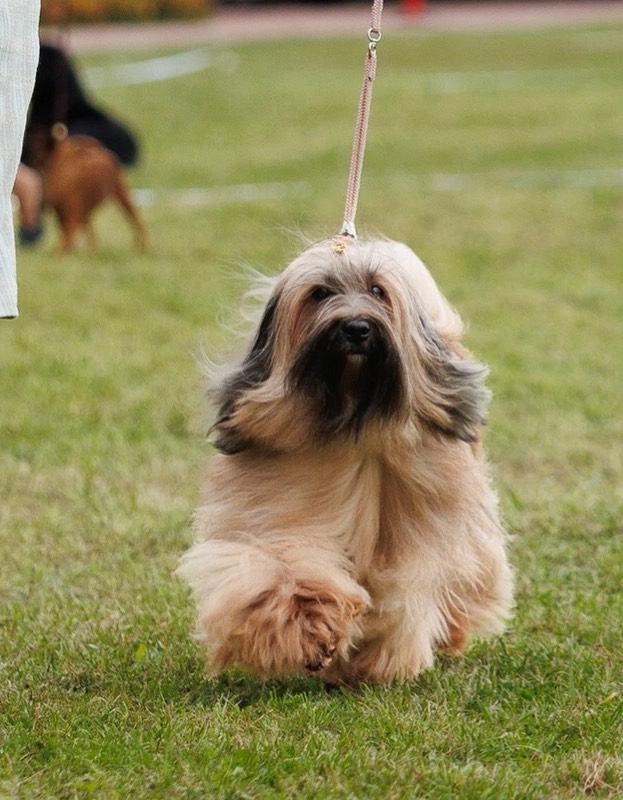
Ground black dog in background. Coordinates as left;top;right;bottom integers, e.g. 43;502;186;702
22;43;140;170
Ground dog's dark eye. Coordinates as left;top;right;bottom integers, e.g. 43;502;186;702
370;284;385;300
311;286;334;301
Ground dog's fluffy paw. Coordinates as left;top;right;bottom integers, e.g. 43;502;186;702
304;643;336;673
214;582;367;677
291;587;364;675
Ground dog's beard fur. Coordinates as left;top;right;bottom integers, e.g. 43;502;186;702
178;237;513;686
287;312;406;439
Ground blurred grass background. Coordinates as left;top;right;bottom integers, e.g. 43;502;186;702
1;20;622;799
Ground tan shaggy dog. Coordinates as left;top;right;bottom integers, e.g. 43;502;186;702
178;236;513;687
34;128;147;255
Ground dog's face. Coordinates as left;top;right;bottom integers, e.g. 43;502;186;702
281;245;408;437
213;238;490;452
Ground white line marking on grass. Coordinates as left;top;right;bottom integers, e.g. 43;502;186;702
86;52;606;94
86;48;238;88
131;169;623;209
392;167;623;191
507;167;623;189
132;182;310;208
414;67;598;95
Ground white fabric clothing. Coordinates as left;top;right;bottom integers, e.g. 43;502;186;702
0;0;40;319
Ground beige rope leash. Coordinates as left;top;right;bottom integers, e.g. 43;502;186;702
339;0;383;239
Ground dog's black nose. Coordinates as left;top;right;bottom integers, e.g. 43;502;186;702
343;319;371;345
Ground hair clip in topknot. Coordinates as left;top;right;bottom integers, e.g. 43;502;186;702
331;236;350;255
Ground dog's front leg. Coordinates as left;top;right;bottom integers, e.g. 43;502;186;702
229;579;369;676
321;598;442;687
178;539;370;678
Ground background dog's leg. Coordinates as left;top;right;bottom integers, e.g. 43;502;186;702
114;178;147;254
57;216;80;255
85;220;97;253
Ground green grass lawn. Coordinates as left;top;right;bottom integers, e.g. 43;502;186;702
2;20;623;800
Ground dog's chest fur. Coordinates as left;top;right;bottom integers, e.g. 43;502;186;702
203;436;461;588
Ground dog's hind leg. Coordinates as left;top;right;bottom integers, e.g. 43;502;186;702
85;219;98;253
57;215;81;255
113;177;147;253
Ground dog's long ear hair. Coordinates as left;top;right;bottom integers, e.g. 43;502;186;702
412;311;491;444
210;291;280;454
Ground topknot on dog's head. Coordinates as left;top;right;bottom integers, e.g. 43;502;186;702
275;237;464;338
210;238;491;454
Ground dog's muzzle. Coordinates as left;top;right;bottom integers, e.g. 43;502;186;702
341;318;372;354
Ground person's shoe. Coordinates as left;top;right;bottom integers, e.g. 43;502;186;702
19;224;44;246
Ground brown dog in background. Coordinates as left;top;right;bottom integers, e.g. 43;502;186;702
32;125;147;255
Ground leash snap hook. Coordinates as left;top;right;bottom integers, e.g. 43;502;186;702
367;28;382;52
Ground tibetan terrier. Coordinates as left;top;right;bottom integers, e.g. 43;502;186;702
178;236;513;686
